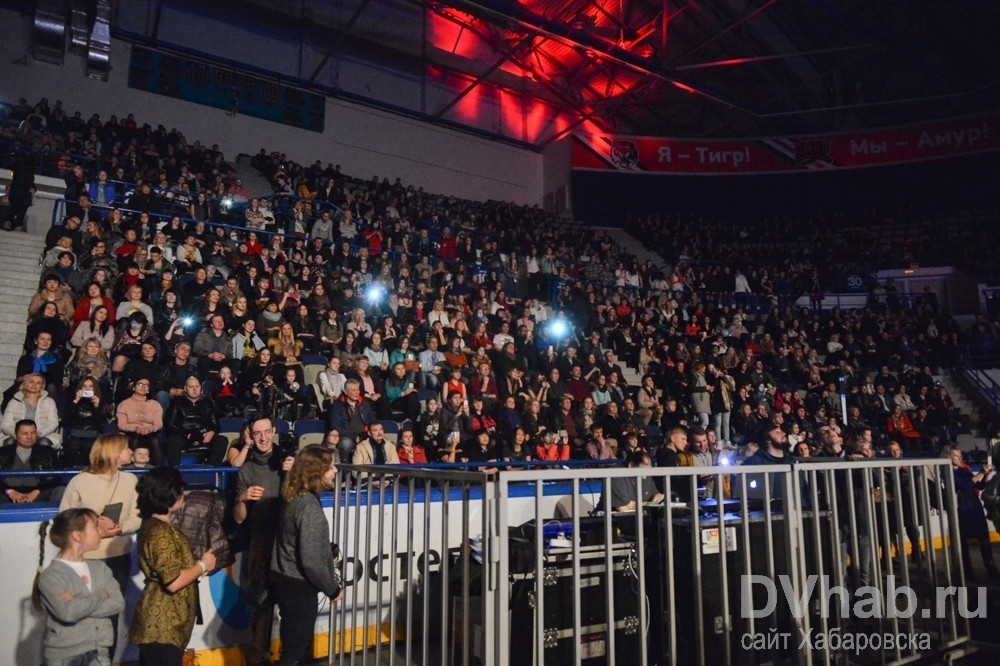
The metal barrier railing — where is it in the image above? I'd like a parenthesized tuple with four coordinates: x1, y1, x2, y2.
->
(461, 458, 976, 666)
(329, 464, 495, 666)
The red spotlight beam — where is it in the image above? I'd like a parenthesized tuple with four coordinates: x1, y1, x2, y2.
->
(672, 43, 875, 72)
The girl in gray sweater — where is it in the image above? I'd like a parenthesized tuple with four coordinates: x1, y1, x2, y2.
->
(33, 508, 125, 666)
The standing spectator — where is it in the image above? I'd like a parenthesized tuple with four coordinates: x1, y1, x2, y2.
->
(33, 508, 125, 666)
(130, 467, 217, 665)
(233, 416, 295, 666)
(59, 435, 141, 654)
(5, 156, 36, 232)
(690, 361, 711, 428)
(271, 445, 343, 665)
(947, 447, 998, 580)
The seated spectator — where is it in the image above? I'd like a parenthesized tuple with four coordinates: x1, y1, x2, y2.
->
(351, 356, 389, 419)
(415, 397, 442, 452)
(463, 430, 499, 473)
(535, 431, 570, 462)
(122, 443, 154, 470)
(73, 282, 116, 330)
(417, 336, 446, 391)
(231, 317, 267, 361)
(164, 376, 229, 466)
(501, 426, 533, 464)
(25, 302, 69, 353)
(885, 404, 922, 449)
(0, 420, 64, 504)
(268, 323, 303, 372)
(584, 425, 616, 461)
(63, 377, 110, 467)
(362, 331, 391, 379)
(317, 356, 347, 406)
(110, 312, 156, 374)
(12, 330, 65, 401)
(598, 451, 662, 513)
(70, 304, 115, 352)
(351, 423, 400, 475)
(441, 366, 467, 403)
(396, 428, 427, 464)
(440, 391, 472, 449)
(272, 367, 310, 421)
(88, 169, 117, 206)
(28, 274, 75, 323)
(2, 374, 62, 449)
(326, 378, 377, 461)
(116, 377, 164, 465)
(211, 365, 242, 418)
(193, 314, 233, 378)
(42, 236, 76, 269)
(65, 338, 111, 390)
(468, 362, 498, 407)
(385, 362, 419, 422)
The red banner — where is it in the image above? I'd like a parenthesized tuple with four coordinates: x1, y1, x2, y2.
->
(572, 116, 1000, 174)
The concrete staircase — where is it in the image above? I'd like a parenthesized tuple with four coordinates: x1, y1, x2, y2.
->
(603, 226, 671, 271)
(0, 232, 46, 389)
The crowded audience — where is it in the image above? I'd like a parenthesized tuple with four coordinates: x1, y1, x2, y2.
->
(0, 95, 997, 497)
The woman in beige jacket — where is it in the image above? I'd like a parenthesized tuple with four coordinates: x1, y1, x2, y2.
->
(59, 434, 141, 655)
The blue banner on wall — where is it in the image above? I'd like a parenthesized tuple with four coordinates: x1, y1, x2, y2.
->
(128, 46, 324, 133)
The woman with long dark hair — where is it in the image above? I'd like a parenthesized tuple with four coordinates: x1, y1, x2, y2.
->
(271, 446, 343, 665)
(71, 304, 115, 351)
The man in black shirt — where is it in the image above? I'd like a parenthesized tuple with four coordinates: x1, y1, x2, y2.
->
(164, 377, 229, 466)
(0, 421, 63, 504)
(655, 427, 691, 501)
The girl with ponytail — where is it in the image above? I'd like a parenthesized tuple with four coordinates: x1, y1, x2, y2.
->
(33, 508, 125, 666)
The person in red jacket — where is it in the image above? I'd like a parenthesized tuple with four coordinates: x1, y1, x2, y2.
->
(534, 431, 570, 462)
(885, 405, 922, 449)
(396, 428, 428, 464)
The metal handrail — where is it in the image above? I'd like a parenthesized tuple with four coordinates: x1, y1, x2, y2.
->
(959, 359, 1000, 414)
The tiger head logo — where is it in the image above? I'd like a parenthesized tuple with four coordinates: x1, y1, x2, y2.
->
(609, 140, 639, 169)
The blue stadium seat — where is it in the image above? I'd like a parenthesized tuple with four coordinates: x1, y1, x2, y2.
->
(300, 354, 327, 366)
(380, 420, 400, 435)
(295, 419, 325, 435)
(643, 424, 663, 446)
(219, 417, 244, 434)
